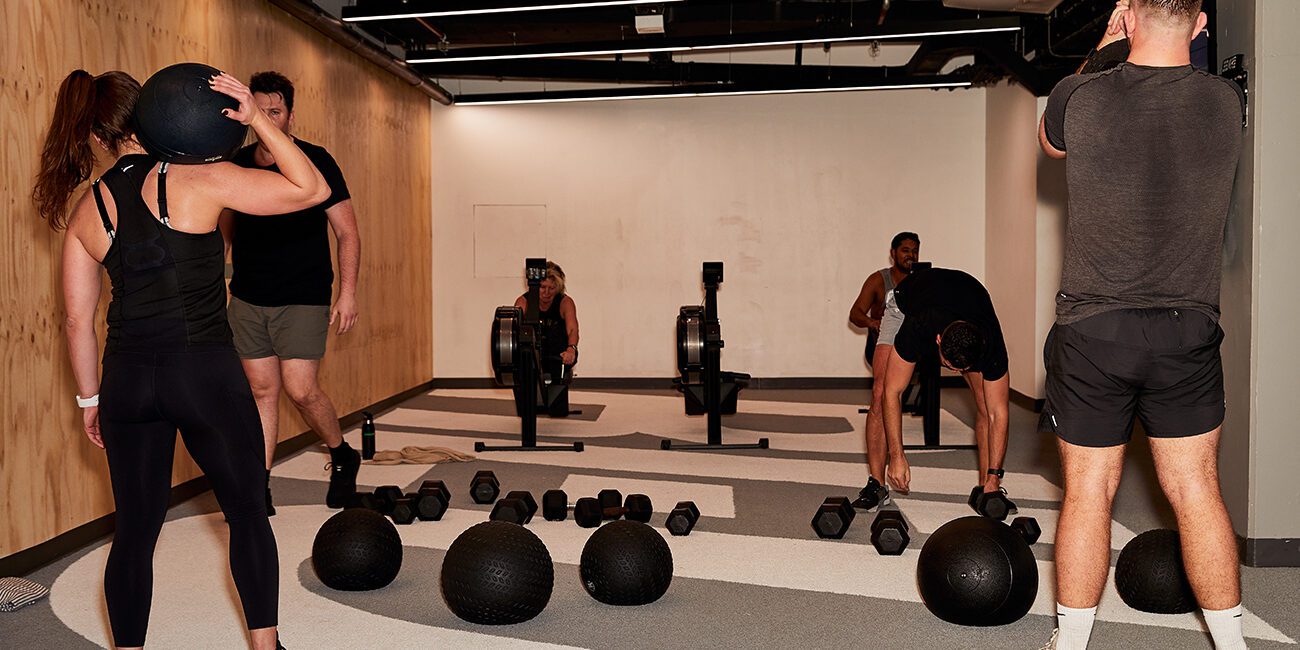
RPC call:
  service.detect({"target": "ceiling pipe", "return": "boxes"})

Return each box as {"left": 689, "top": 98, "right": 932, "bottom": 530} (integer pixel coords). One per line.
{"left": 265, "top": 0, "right": 453, "bottom": 105}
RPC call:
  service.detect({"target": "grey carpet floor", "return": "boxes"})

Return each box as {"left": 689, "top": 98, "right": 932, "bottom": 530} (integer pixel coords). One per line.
{"left": 2, "top": 387, "right": 1296, "bottom": 649}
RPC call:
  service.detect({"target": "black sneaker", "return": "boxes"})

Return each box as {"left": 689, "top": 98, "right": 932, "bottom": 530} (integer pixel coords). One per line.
{"left": 325, "top": 445, "right": 361, "bottom": 509}
{"left": 851, "top": 476, "right": 890, "bottom": 511}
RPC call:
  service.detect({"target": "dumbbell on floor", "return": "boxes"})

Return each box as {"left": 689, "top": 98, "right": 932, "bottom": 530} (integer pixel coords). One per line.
{"left": 344, "top": 485, "right": 404, "bottom": 514}
{"left": 666, "top": 501, "right": 700, "bottom": 536}
{"left": 490, "top": 490, "right": 538, "bottom": 524}
{"left": 415, "top": 480, "right": 451, "bottom": 521}
{"left": 541, "top": 490, "right": 603, "bottom": 527}
{"left": 623, "top": 494, "right": 653, "bottom": 523}
{"left": 598, "top": 489, "right": 624, "bottom": 520}
{"left": 812, "top": 497, "right": 855, "bottom": 539}
{"left": 870, "top": 509, "right": 910, "bottom": 555}
{"left": 1010, "top": 516, "right": 1041, "bottom": 545}
{"left": 471, "top": 470, "right": 500, "bottom": 504}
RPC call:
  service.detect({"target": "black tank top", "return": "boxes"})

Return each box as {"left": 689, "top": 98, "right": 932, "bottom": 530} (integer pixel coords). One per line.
{"left": 93, "top": 155, "right": 233, "bottom": 353}
{"left": 536, "top": 294, "right": 569, "bottom": 360}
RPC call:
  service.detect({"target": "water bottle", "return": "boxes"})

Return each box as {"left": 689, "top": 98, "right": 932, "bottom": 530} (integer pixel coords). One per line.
{"left": 361, "top": 411, "right": 376, "bottom": 460}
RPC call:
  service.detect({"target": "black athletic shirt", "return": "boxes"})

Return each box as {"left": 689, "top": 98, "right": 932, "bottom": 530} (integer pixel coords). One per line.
{"left": 95, "top": 155, "right": 232, "bottom": 353}
{"left": 531, "top": 294, "right": 571, "bottom": 360}
{"left": 892, "top": 268, "right": 1008, "bottom": 381}
{"left": 1043, "top": 63, "right": 1245, "bottom": 325}
{"left": 228, "top": 138, "right": 350, "bottom": 306}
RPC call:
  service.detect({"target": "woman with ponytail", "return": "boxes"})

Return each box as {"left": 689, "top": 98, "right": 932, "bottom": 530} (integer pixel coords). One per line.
{"left": 35, "top": 68, "right": 329, "bottom": 650}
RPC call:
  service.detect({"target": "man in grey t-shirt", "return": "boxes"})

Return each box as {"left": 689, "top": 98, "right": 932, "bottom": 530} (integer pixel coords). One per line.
{"left": 1037, "top": 1, "right": 1246, "bottom": 649}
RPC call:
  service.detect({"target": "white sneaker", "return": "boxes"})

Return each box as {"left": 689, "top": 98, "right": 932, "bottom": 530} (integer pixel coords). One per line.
{"left": 1038, "top": 629, "right": 1059, "bottom": 650}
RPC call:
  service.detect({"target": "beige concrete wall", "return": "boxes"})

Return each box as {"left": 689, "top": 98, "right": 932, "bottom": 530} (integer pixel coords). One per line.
{"left": 430, "top": 90, "right": 988, "bottom": 378}
{"left": 983, "top": 82, "right": 1043, "bottom": 398}
{"left": 1249, "top": 0, "right": 1300, "bottom": 540}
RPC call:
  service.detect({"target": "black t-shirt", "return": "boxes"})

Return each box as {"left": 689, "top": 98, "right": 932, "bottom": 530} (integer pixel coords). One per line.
{"left": 892, "top": 268, "right": 1008, "bottom": 381}
{"left": 229, "top": 138, "right": 350, "bottom": 306}
{"left": 1043, "top": 63, "right": 1245, "bottom": 325}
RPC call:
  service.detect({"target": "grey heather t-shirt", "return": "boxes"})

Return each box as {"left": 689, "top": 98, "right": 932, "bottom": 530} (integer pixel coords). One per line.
{"left": 1043, "top": 62, "right": 1245, "bottom": 325}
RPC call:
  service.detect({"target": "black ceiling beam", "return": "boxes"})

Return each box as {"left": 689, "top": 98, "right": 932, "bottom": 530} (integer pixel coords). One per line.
{"left": 343, "top": 0, "right": 688, "bottom": 22}
{"left": 452, "top": 71, "right": 974, "bottom": 104}
{"left": 421, "top": 58, "right": 928, "bottom": 86}
{"left": 406, "top": 17, "right": 1022, "bottom": 62}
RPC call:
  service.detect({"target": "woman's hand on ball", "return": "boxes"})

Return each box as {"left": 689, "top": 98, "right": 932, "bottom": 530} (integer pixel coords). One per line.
{"left": 209, "top": 73, "right": 259, "bottom": 126}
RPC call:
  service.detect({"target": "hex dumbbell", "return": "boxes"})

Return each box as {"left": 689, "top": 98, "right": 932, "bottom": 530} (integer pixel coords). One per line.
{"left": 666, "top": 501, "right": 700, "bottom": 536}
{"left": 415, "top": 480, "right": 451, "bottom": 521}
{"left": 974, "top": 490, "right": 1014, "bottom": 522}
{"left": 1011, "top": 516, "right": 1041, "bottom": 545}
{"left": 490, "top": 490, "right": 538, "bottom": 524}
{"left": 869, "top": 509, "right": 910, "bottom": 555}
{"left": 623, "top": 494, "right": 653, "bottom": 523}
{"left": 812, "top": 497, "right": 855, "bottom": 539}
{"left": 470, "top": 470, "right": 500, "bottom": 504}
{"left": 541, "top": 489, "right": 603, "bottom": 528}
{"left": 597, "top": 488, "right": 624, "bottom": 520}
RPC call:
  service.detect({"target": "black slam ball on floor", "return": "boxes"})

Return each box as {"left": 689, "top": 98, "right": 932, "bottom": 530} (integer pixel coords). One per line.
{"left": 1115, "top": 529, "right": 1197, "bottom": 614}
{"left": 441, "top": 521, "right": 554, "bottom": 625}
{"left": 133, "top": 62, "right": 247, "bottom": 164}
{"left": 580, "top": 520, "right": 674, "bottom": 606}
{"left": 311, "top": 508, "right": 403, "bottom": 591}
{"left": 917, "top": 516, "right": 1038, "bottom": 626}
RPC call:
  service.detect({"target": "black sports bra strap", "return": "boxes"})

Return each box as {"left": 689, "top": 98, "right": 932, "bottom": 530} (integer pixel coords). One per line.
{"left": 157, "top": 162, "right": 170, "bottom": 226}
{"left": 91, "top": 180, "right": 116, "bottom": 240}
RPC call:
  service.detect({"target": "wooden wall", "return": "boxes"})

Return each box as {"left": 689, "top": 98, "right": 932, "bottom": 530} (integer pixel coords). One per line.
{"left": 1, "top": 0, "right": 433, "bottom": 558}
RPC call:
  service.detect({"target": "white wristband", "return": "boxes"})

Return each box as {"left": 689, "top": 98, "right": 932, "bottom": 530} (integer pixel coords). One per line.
{"left": 76, "top": 394, "right": 99, "bottom": 408}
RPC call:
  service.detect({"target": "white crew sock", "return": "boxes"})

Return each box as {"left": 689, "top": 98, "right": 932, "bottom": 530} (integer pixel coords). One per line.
{"left": 1204, "top": 604, "right": 1248, "bottom": 649}
{"left": 1055, "top": 603, "right": 1097, "bottom": 650}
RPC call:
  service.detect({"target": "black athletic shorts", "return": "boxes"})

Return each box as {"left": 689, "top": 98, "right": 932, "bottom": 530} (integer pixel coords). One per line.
{"left": 1041, "top": 308, "right": 1225, "bottom": 447}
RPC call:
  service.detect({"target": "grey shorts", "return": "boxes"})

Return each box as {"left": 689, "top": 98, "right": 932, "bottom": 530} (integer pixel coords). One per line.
{"left": 228, "top": 297, "right": 330, "bottom": 360}
{"left": 877, "top": 290, "right": 906, "bottom": 347}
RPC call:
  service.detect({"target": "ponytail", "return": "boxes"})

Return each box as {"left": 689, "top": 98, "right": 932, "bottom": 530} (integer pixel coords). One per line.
{"left": 32, "top": 70, "right": 140, "bottom": 230}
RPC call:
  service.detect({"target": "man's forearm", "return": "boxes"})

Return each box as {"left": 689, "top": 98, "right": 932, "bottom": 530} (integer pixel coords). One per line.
{"left": 988, "top": 412, "right": 1009, "bottom": 471}
{"left": 882, "top": 393, "right": 905, "bottom": 458}
{"left": 337, "top": 235, "right": 360, "bottom": 296}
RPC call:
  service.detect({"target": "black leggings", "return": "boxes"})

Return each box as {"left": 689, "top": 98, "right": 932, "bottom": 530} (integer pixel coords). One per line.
{"left": 99, "top": 348, "right": 278, "bottom": 647}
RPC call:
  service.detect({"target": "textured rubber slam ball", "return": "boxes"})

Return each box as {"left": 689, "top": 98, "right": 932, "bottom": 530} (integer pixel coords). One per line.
{"left": 580, "top": 520, "right": 674, "bottom": 606}
{"left": 312, "top": 508, "right": 403, "bottom": 591}
{"left": 1115, "top": 529, "right": 1197, "bottom": 614}
{"left": 441, "top": 521, "right": 554, "bottom": 625}
{"left": 917, "top": 516, "right": 1038, "bottom": 626}
{"left": 133, "top": 62, "right": 247, "bottom": 164}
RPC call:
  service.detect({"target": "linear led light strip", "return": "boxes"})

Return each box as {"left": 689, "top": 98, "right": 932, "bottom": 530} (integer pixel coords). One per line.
{"left": 343, "top": 0, "right": 686, "bottom": 21}
{"left": 409, "top": 26, "right": 1020, "bottom": 63}
{"left": 457, "top": 80, "right": 972, "bottom": 105}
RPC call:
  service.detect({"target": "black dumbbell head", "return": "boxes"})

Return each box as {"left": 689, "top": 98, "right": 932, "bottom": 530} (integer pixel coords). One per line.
{"left": 419, "top": 479, "right": 451, "bottom": 503}
{"left": 975, "top": 491, "right": 1012, "bottom": 522}
{"left": 390, "top": 497, "right": 417, "bottom": 525}
{"left": 542, "top": 489, "right": 569, "bottom": 521}
{"left": 1011, "top": 516, "right": 1041, "bottom": 545}
{"left": 665, "top": 501, "right": 700, "bottom": 536}
{"left": 373, "top": 486, "right": 404, "bottom": 514}
{"left": 408, "top": 492, "right": 448, "bottom": 521}
{"left": 598, "top": 489, "right": 624, "bottom": 520}
{"left": 490, "top": 497, "right": 533, "bottom": 525}
{"left": 504, "top": 490, "right": 538, "bottom": 520}
{"left": 574, "top": 497, "right": 602, "bottom": 528}
{"left": 968, "top": 486, "right": 983, "bottom": 512}
{"left": 623, "top": 494, "right": 653, "bottom": 523}
{"left": 812, "top": 497, "right": 855, "bottom": 539}
{"left": 470, "top": 470, "right": 500, "bottom": 504}
{"left": 869, "top": 510, "right": 910, "bottom": 555}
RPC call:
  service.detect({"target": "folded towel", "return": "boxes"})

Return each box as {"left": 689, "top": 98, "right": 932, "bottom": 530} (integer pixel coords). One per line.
{"left": 366, "top": 446, "right": 476, "bottom": 465}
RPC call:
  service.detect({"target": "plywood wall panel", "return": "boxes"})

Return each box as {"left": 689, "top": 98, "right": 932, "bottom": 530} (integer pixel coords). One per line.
{"left": 1, "top": 0, "right": 433, "bottom": 558}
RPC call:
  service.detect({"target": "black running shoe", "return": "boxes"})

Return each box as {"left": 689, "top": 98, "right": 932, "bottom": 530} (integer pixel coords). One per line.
{"left": 851, "top": 476, "right": 890, "bottom": 511}
{"left": 325, "top": 445, "right": 361, "bottom": 509}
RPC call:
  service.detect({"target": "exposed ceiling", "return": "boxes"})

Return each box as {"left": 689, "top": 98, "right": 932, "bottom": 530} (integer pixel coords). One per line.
{"left": 315, "top": 0, "right": 1172, "bottom": 103}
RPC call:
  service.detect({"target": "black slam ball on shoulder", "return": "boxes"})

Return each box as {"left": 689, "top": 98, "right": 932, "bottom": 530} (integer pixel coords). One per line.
{"left": 441, "top": 521, "right": 555, "bottom": 625}
{"left": 580, "top": 520, "right": 674, "bottom": 606}
{"left": 312, "top": 508, "right": 403, "bottom": 591}
{"left": 916, "top": 516, "right": 1038, "bottom": 626}
{"left": 133, "top": 62, "right": 247, "bottom": 164}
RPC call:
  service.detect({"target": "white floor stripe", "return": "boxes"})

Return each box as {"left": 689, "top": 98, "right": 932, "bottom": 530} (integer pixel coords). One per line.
{"left": 386, "top": 389, "right": 977, "bottom": 454}
{"left": 274, "top": 430, "right": 1062, "bottom": 502}
{"left": 556, "top": 475, "right": 737, "bottom": 519}
{"left": 48, "top": 508, "right": 583, "bottom": 649}
{"left": 48, "top": 506, "right": 1293, "bottom": 645}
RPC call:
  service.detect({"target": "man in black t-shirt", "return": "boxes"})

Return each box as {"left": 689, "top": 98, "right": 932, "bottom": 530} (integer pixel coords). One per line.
{"left": 220, "top": 71, "right": 362, "bottom": 513}
{"left": 1038, "top": 2, "right": 1247, "bottom": 648}
{"left": 877, "top": 268, "right": 1012, "bottom": 504}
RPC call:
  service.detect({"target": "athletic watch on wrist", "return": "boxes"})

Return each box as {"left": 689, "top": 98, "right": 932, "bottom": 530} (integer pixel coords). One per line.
{"left": 987, "top": 468, "right": 1005, "bottom": 478}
